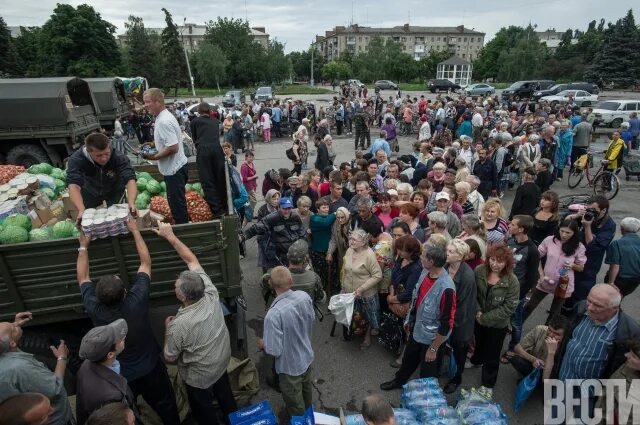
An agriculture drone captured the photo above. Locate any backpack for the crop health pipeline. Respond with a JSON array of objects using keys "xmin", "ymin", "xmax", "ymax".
[{"xmin": 286, "ymin": 146, "xmax": 296, "ymax": 161}]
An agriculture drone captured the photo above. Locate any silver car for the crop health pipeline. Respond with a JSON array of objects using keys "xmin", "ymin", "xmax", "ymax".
[{"xmin": 464, "ymin": 83, "xmax": 495, "ymax": 96}]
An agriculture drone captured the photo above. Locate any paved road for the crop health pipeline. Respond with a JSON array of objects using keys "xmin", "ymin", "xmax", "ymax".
[{"xmin": 232, "ymin": 129, "xmax": 640, "ymax": 424}]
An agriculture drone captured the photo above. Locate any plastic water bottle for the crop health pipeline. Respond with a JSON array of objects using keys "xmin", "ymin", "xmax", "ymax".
[{"xmin": 554, "ymin": 260, "xmax": 571, "ymax": 298}]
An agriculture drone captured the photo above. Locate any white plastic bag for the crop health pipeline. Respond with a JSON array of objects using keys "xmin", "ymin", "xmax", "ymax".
[{"xmin": 328, "ymin": 293, "xmax": 355, "ymax": 327}]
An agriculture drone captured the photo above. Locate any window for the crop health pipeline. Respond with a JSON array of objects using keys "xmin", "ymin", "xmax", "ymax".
[
  {"xmin": 457, "ymin": 37, "xmax": 461, "ymax": 42},
  {"xmin": 463, "ymin": 37, "xmax": 467, "ymax": 42},
  {"xmin": 431, "ymin": 37, "xmax": 435, "ymax": 41},
  {"xmin": 623, "ymin": 103, "xmax": 638, "ymax": 111},
  {"xmin": 462, "ymin": 54, "xmax": 465, "ymax": 58},
  {"xmin": 437, "ymin": 37, "xmax": 440, "ymax": 41},
  {"xmin": 359, "ymin": 36, "xmax": 362, "ymax": 41}
]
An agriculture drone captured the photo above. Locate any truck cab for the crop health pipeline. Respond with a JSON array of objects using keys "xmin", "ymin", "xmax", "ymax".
[{"xmin": 85, "ymin": 78, "xmax": 129, "ymax": 130}]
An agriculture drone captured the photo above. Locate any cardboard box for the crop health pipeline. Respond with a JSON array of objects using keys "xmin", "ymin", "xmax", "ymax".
[
  {"xmin": 35, "ymin": 207, "xmax": 56, "ymax": 224},
  {"xmin": 61, "ymin": 192, "xmax": 78, "ymax": 221},
  {"xmin": 136, "ymin": 209, "xmax": 152, "ymax": 229},
  {"xmin": 28, "ymin": 209, "xmax": 43, "ymax": 229}
]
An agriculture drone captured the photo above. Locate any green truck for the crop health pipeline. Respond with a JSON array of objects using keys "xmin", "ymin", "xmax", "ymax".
[
  {"xmin": 84, "ymin": 77, "xmax": 129, "ymax": 130},
  {"xmin": 0, "ymin": 77, "xmax": 102, "ymax": 167},
  {"xmin": 0, "ymin": 163, "xmax": 247, "ymax": 361}
]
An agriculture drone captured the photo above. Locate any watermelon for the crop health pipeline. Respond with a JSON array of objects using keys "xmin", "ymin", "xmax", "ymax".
[
  {"xmin": 185, "ymin": 183, "xmax": 193, "ymax": 192},
  {"xmin": 50, "ymin": 168, "xmax": 66, "ymax": 181},
  {"xmin": 52, "ymin": 220, "xmax": 76, "ymax": 239},
  {"xmin": 29, "ymin": 228, "xmax": 52, "ymax": 241},
  {"xmin": 41, "ymin": 187, "xmax": 56, "ymax": 200},
  {"xmin": 136, "ymin": 178, "xmax": 148, "ymax": 192},
  {"xmin": 54, "ymin": 178, "xmax": 66, "ymax": 192},
  {"xmin": 160, "ymin": 181, "xmax": 166, "ymax": 191},
  {"xmin": 146, "ymin": 180, "xmax": 162, "ymax": 195},
  {"xmin": 138, "ymin": 172, "xmax": 154, "ymax": 182},
  {"xmin": 0, "ymin": 225, "xmax": 29, "ymax": 244},
  {"xmin": 4, "ymin": 214, "xmax": 32, "ymax": 231},
  {"xmin": 135, "ymin": 192, "xmax": 151, "ymax": 209},
  {"xmin": 160, "ymin": 191, "xmax": 167, "ymax": 198}
]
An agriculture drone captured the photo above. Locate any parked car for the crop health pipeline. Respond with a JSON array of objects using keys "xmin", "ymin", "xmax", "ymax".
[
  {"xmin": 187, "ymin": 103, "xmax": 226, "ymax": 118},
  {"xmin": 593, "ymin": 100, "xmax": 640, "ymax": 127},
  {"xmin": 463, "ymin": 83, "xmax": 495, "ymax": 96},
  {"xmin": 532, "ymin": 82, "xmax": 599, "ymax": 102},
  {"xmin": 222, "ymin": 90, "xmax": 244, "ymax": 107},
  {"xmin": 501, "ymin": 80, "xmax": 555, "ymax": 101},
  {"xmin": 253, "ymin": 86, "xmax": 274, "ymax": 102},
  {"xmin": 427, "ymin": 79, "xmax": 461, "ymax": 93},
  {"xmin": 540, "ymin": 90, "xmax": 598, "ymax": 107},
  {"xmin": 348, "ymin": 79, "xmax": 365, "ymax": 88},
  {"xmin": 374, "ymin": 80, "xmax": 399, "ymax": 90}
]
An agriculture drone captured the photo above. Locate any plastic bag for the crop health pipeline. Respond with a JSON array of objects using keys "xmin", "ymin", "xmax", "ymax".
[
  {"xmin": 456, "ymin": 390, "xmax": 508, "ymax": 425},
  {"xmin": 448, "ymin": 347, "xmax": 457, "ymax": 379},
  {"xmin": 513, "ymin": 367, "xmax": 541, "ymax": 412},
  {"xmin": 229, "ymin": 401, "xmax": 275, "ymax": 425},
  {"xmin": 402, "ymin": 377, "xmax": 441, "ymax": 391},
  {"xmin": 328, "ymin": 293, "xmax": 355, "ymax": 326}
]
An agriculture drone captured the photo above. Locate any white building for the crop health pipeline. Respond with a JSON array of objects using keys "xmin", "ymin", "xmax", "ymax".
[{"xmin": 436, "ymin": 56, "xmax": 473, "ymax": 86}]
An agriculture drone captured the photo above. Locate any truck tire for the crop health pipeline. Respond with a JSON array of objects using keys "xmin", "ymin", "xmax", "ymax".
[{"xmin": 7, "ymin": 144, "xmax": 50, "ymax": 167}]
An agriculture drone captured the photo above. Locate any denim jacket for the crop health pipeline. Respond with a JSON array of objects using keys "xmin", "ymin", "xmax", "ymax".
[{"xmin": 407, "ymin": 268, "xmax": 455, "ymax": 345}]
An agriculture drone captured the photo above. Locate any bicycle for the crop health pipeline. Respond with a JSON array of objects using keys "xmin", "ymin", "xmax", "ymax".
[{"xmin": 567, "ymin": 150, "xmax": 620, "ymax": 200}]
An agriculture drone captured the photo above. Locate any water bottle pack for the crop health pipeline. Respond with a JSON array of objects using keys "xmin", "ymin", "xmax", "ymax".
[
  {"xmin": 456, "ymin": 389, "xmax": 508, "ymax": 425},
  {"xmin": 401, "ymin": 378, "xmax": 462, "ymax": 424}
]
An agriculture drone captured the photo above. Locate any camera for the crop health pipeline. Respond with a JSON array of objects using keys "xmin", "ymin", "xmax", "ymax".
[{"xmin": 583, "ymin": 207, "xmax": 598, "ymax": 221}]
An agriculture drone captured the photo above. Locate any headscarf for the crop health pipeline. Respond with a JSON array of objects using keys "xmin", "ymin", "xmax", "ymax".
[{"xmin": 264, "ymin": 189, "xmax": 280, "ymax": 214}]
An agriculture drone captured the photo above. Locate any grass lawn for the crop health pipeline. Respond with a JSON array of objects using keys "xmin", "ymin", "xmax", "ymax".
[{"xmin": 174, "ymin": 85, "xmax": 333, "ymax": 98}]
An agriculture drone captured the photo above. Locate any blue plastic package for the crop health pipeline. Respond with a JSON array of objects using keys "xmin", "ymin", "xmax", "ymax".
[
  {"xmin": 235, "ymin": 412, "xmax": 278, "ymax": 425},
  {"xmin": 402, "ymin": 377, "xmax": 440, "ymax": 391},
  {"xmin": 344, "ymin": 414, "xmax": 366, "ymax": 425},
  {"xmin": 513, "ymin": 367, "xmax": 541, "ymax": 412},
  {"xmin": 229, "ymin": 401, "xmax": 274, "ymax": 425}
]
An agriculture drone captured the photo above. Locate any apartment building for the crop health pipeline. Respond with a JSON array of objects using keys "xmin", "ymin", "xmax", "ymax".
[
  {"xmin": 116, "ymin": 24, "xmax": 270, "ymax": 51},
  {"xmin": 315, "ymin": 23, "xmax": 485, "ymax": 61}
]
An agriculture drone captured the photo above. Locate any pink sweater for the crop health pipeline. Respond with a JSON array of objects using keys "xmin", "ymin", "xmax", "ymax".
[
  {"xmin": 536, "ymin": 236, "xmax": 587, "ymax": 297},
  {"xmin": 240, "ymin": 162, "xmax": 257, "ymax": 192}
]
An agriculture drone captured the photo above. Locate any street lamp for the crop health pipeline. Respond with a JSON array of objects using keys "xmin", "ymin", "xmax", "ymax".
[
  {"xmin": 180, "ymin": 18, "xmax": 196, "ymax": 96},
  {"xmin": 310, "ymin": 41, "xmax": 315, "ymax": 87}
]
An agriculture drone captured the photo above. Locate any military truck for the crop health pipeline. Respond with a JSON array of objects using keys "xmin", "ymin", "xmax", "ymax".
[
  {"xmin": 0, "ymin": 163, "xmax": 247, "ymax": 363},
  {"xmin": 85, "ymin": 77, "xmax": 129, "ymax": 129},
  {"xmin": 0, "ymin": 77, "xmax": 101, "ymax": 167}
]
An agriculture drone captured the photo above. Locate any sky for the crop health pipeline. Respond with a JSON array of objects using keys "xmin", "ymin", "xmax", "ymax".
[{"xmin": 1, "ymin": 0, "xmax": 637, "ymax": 52}]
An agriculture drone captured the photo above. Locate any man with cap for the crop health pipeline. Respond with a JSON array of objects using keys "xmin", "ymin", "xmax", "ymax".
[
  {"xmin": 257, "ymin": 266, "xmax": 315, "ymax": 417},
  {"xmin": 191, "ymin": 102, "xmax": 227, "ymax": 218},
  {"xmin": 0, "ymin": 312, "xmax": 73, "ymax": 425},
  {"xmin": 76, "ymin": 319, "xmax": 140, "ymax": 425},
  {"xmin": 243, "ymin": 197, "xmax": 307, "ymax": 269},
  {"xmin": 156, "ymin": 222, "xmax": 236, "ymax": 425},
  {"xmin": 434, "ymin": 191, "xmax": 461, "ymax": 238},
  {"xmin": 288, "ymin": 240, "xmax": 324, "ymax": 301}
]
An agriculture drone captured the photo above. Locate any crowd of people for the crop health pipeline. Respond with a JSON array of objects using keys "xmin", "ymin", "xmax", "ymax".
[{"xmin": 1, "ymin": 83, "xmax": 640, "ymax": 425}]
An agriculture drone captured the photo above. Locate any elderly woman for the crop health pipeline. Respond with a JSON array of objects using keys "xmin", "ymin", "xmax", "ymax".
[
  {"xmin": 323, "ymin": 135, "xmax": 337, "ymax": 165},
  {"xmin": 395, "ymin": 182, "xmax": 413, "ymax": 203},
  {"xmin": 326, "ymin": 207, "xmax": 351, "ymax": 295},
  {"xmin": 427, "ymin": 162, "xmax": 447, "ymax": 192},
  {"xmin": 255, "ymin": 189, "xmax": 281, "ymax": 272},
  {"xmin": 443, "ymin": 239, "xmax": 477, "ymax": 393},
  {"xmin": 458, "ymin": 214, "xmax": 487, "ymax": 259},
  {"xmin": 481, "ymin": 199, "xmax": 509, "ymax": 247},
  {"xmin": 468, "ymin": 245, "xmax": 519, "ymax": 398},
  {"xmin": 362, "ymin": 220, "xmax": 395, "ymax": 310},
  {"xmin": 454, "ymin": 157, "xmax": 470, "ymax": 184},
  {"xmin": 291, "ymin": 127, "xmax": 309, "ymax": 175},
  {"xmin": 342, "ymin": 229, "xmax": 383, "ymax": 349},
  {"xmin": 455, "ymin": 181, "xmax": 475, "ymax": 215},
  {"xmin": 426, "ymin": 211, "xmax": 451, "ymax": 241},
  {"xmin": 294, "ymin": 195, "xmax": 313, "ymax": 236}
]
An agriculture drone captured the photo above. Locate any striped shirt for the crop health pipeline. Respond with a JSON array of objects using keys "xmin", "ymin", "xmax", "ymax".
[
  {"xmin": 165, "ymin": 267, "xmax": 231, "ymax": 389},
  {"xmin": 559, "ymin": 313, "xmax": 619, "ymax": 380},
  {"xmin": 263, "ymin": 290, "xmax": 315, "ymax": 376}
]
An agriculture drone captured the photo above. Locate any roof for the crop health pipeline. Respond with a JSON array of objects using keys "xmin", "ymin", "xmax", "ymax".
[
  {"xmin": 330, "ymin": 24, "xmax": 484, "ymax": 36},
  {"xmin": 0, "ymin": 77, "xmax": 90, "ymax": 99},
  {"xmin": 438, "ymin": 56, "xmax": 472, "ymax": 66}
]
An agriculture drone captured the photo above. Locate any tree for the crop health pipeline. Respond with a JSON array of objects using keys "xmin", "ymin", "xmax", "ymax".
[
  {"xmin": 204, "ymin": 17, "xmax": 266, "ymax": 86},
  {"xmin": 473, "ymin": 26, "xmax": 526, "ymax": 80},
  {"xmin": 0, "ymin": 17, "xmax": 21, "ymax": 76},
  {"xmin": 194, "ymin": 43, "xmax": 228, "ymax": 90},
  {"xmin": 585, "ymin": 9, "xmax": 640, "ymax": 87},
  {"xmin": 417, "ymin": 49, "xmax": 451, "ymax": 80},
  {"xmin": 322, "ymin": 61, "xmax": 352, "ymax": 81},
  {"xmin": 37, "ymin": 4, "xmax": 121, "ymax": 77},
  {"xmin": 496, "ymin": 26, "xmax": 549, "ymax": 81},
  {"xmin": 13, "ymin": 26, "xmax": 43, "ymax": 77},
  {"xmin": 124, "ymin": 16, "xmax": 162, "ymax": 86},
  {"xmin": 264, "ymin": 40, "xmax": 291, "ymax": 84},
  {"xmin": 160, "ymin": 8, "xmax": 189, "ymax": 95}
]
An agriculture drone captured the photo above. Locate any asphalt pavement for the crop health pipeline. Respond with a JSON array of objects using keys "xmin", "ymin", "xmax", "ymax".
[{"xmin": 232, "ymin": 126, "xmax": 640, "ymax": 425}]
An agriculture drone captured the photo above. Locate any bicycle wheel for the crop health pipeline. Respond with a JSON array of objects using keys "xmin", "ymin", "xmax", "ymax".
[
  {"xmin": 593, "ymin": 171, "xmax": 620, "ymax": 200},
  {"xmin": 567, "ymin": 168, "xmax": 584, "ymax": 188}
]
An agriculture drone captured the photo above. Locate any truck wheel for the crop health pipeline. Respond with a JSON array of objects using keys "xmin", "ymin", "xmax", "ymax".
[{"xmin": 7, "ymin": 144, "xmax": 50, "ymax": 167}]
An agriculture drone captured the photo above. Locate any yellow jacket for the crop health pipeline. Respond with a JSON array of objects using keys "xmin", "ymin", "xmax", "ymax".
[{"xmin": 604, "ymin": 137, "xmax": 625, "ymax": 169}]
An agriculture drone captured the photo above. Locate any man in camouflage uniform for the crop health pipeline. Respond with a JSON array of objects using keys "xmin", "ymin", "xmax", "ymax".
[{"xmin": 353, "ymin": 107, "xmax": 372, "ymax": 151}]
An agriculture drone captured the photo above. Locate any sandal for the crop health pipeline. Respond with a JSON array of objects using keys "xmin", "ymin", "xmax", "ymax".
[{"xmin": 500, "ymin": 351, "xmax": 515, "ymax": 364}]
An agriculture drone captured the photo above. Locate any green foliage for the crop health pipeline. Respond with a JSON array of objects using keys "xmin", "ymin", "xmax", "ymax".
[
  {"xmin": 496, "ymin": 26, "xmax": 549, "ymax": 81},
  {"xmin": 13, "ymin": 27, "xmax": 44, "ymax": 77},
  {"xmin": 204, "ymin": 17, "xmax": 266, "ymax": 87},
  {"xmin": 124, "ymin": 16, "xmax": 163, "ymax": 86},
  {"xmin": 322, "ymin": 61, "xmax": 352, "ymax": 81},
  {"xmin": 263, "ymin": 40, "xmax": 292, "ymax": 84},
  {"xmin": 287, "ymin": 48, "xmax": 325, "ymax": 81},
  {"xmin": 160, "ymin": 8, "xmax": 189, "ymax": 95},
  {"xmin": 38, "ymin": 4, "xmax": 121, "ymax": 77},
  {"xmin": 417, "ymin": 49, "xmax": 451, "ymax": 79},
  {"xmin": 0, "ymin": 17, "xmax": 21, "ymax": 77},
  {"xmin": 473, "ymin": 26, "xmax": 527, "ymax": 80},
  {"xmin": 194, "ymin": 43, "xmax": 228, "ymax": 89}
]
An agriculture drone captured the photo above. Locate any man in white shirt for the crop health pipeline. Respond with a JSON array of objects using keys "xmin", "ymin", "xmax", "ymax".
[
  {"xmin": 459, "ymin": 136, "xmax": 474, "ymax": 169},
  {"xmin": 143, "ymin": 88, "xmax": 189, "ymax": 224},
  {"xmin": 471, "ymin": 107, "xmax": 484, "ymax": 143}
]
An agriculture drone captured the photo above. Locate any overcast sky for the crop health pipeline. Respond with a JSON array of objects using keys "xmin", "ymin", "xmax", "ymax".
[{"xmin": 2, "ymin": 0, "xmax": 637, "ymax": 52}]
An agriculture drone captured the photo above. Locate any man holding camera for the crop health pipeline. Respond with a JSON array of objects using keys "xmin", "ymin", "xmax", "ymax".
[{"xmin": 563, "ymin": 195, "xmax": 616, "ymax": 312}]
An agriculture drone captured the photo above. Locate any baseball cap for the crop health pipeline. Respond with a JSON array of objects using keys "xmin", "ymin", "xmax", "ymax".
[
  {"xmin": 79, "ymin": 319, "xmax": 128, "ymax": 362},
  {"xmin": 445, "ymin": 168, "xmax": 456, "ymax": 175},
  {"xmin": 435, "ymin": 191, "xmax": 450, "ymax": 201},
  {"xmin": 287, "ymin": 239, "xmax": 308, "ymax": 263},
  {"xmin": 280, "ymin": 197, "xmax": 294, "ymax": 209}
]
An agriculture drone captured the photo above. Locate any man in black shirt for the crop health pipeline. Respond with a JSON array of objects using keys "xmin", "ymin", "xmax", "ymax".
[
  {"xmin": 503, "ymin": 215, "xmax": 540, "ymax": 362},
  {"xmin": 509, "ymin": 167, "xmax": 541, "ymax": 219},
  {"xmin": 535, "ymin": 158, "xmax": 553, "ymax": 193},
  {"xmin": 472, "ymin": 147, "xmax": 498, "ymax": 199},
  {"xmin": 77, "ymin": 219, "xmax": 180, "ymax": 425}
]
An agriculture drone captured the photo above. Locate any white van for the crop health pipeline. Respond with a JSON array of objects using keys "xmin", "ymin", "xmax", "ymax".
[{"xmin": 593, "ymin": 100, "xmax": 640, "ymax": 127}]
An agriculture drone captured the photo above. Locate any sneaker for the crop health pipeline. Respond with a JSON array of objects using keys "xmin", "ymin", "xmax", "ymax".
[
  {"xmin": 465, "ymin": 359, "xmax": 480, "ymax": 369},
  {"xmin": 380, "ymin": 379, "xmax": 403, "ymax": 391}
]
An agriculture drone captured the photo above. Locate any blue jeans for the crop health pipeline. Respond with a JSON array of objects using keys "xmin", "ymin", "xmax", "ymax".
[{"xmin": 508, "ymin": 298, "xmax": 526, "ymax": 351}]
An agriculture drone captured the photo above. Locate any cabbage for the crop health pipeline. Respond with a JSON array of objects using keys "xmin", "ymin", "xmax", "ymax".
[
  {"xmin": 136, "ymin": 178, "xmax": 148, "ymax": 191},
  {"xmin": 191, "ymin": 182, "xmax": 202, "ymax": 192},
  {"xmin": 54, "ymin": 178, "xmax": 66, "ymax": 192},
  {"xmin": 0, "ymin": 225, "xmax": 29, "ymax": 244},
  {"xmin": 138, "ymin": 172, "xmax": 154, "ymax": 182},
  {"xmin": 39, "ymin": 163, "xmax": 53, "ymax": 175},
  {"xmin": 185, "ymin": 183, "xmax": 193, "ymax": 191},
  {"xmin": 29, "ymin": 228, "xmax": 52, "ymax": 241},
  {"xmin": 4, "ymin": 214, "xmax": 32, "ymax": 231},
  {"xmin": 41, "ymin": 188, "xmax": 56, "ymax": 200},
  {"xmin": 146, "ymin": 180, "xmax": 162, "ymax": 195},
  {"xmin": 160, "ymin": 191, "xmax": 167, "ymax": 198},
  {"xmin": 160, "ymin": 181, "xmax": 166, "ymax": 191},
  {"xmin": 52, "ymin": 220, "xmax": 76, "ymax": 239},
  {"xmin": 135, "ymin": 192, "xmax": 151, "ymax": 209},
  {"xmin": 50, "ymin": 168, "xmax": 66, "ymax": 181}
]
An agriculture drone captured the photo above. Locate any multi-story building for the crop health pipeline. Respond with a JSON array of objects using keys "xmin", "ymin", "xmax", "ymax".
[
  {"xmin": 536, "ymin": 29, "xmax": 574, "ymax": 53},
  {"xmin": 116, "ymin": 24, "xmax": 269, "ymax": 51},
  {"xmin": 315, "ymin": 23, "xmax": 485, "ymax": 62}
]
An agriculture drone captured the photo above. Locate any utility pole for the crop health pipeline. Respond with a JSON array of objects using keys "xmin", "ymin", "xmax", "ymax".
[
  {"xmin": 310, "ymin": 42, "xmax": 315, "ymax": 87},
  {"xmin": 181, "ymin": 18, "xmax": 196, "ymax": 96}
]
